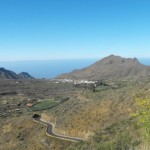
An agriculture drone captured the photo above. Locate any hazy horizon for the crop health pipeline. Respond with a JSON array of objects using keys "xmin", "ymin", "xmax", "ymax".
[
  {"xmin": 0, "ymin": 0, "xmax": 150, "ymax": 78},
  {"xmin": 0, "ymin": 57, "xmax": 150, "ymax": 79}
]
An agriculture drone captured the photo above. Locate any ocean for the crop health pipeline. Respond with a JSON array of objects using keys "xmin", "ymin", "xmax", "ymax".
[
  {"xmin": 0, "ymin": 59, "xmax": 98, "ymax": 79},
  {"xmin": 0, "ymin": 58, "xmax": 150, "ymax": 79}
]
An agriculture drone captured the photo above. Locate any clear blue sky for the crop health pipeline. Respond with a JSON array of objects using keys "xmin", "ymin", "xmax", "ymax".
[{"xmin": 0, "ymin": 0, "xmax": 150, "ymax": 61}]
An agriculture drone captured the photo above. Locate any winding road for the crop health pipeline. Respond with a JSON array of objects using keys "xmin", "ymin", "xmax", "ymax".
[{"xmin": 33, "ymin": 116, "xmax": 86, "ymax": 142}]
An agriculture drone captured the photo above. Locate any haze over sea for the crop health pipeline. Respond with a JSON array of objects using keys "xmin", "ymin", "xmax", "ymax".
[{"xmin": 0, "ymin": 58, "xmax": 150, "ymax": 79}]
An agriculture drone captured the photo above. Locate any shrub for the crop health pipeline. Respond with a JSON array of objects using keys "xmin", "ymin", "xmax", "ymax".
[{"xmin": 131, "ymin": 99, "xmax": 150, "ymax": 142}]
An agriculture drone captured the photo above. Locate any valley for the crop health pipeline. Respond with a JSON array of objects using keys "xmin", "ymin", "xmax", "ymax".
[{"xmin": 0, "ymin": 55, "xmax": 150, "ymax": 150}]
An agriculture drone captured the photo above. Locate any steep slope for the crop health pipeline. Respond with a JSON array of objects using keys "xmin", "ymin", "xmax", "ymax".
[
  {"xmin": 0, "ymin": 68, "xmax": 19, "ymax": 79},
  {"xmin": 58, "ymin": 55, "xmax": 150, "ymax": 80},
  {"xmin": 18, "ymin": 72, "xmax": 34, "ymax": 79},
  {"xmin": 41, "ymin": 78, "xmax": 150, "ymax": 149},
  {"xmin": 0, "ymin": 68, "xmax": 34, "ymax": 79}
]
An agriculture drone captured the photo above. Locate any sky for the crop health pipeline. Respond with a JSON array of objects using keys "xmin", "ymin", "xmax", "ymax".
[{"xmin": 0, "ymin": 0, "xmax": 150, "ymax": 61}]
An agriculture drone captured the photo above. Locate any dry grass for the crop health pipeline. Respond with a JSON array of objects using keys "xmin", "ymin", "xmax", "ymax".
[
  {"xmin": 1, "ymin": 78, "xmax": 150, "ymax": 149},
  {"xmin": 0, "ymin": 115, "xmax": 72, "ymax": 150}
]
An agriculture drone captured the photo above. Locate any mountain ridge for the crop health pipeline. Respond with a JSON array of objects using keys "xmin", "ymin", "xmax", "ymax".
[
  {"xmin": 0, "ymin": 67, "xmax": 34, "ymax": 79},
  {"xmin": 57, "ymin": 55, "xmax": 150, "ymax": 80}
]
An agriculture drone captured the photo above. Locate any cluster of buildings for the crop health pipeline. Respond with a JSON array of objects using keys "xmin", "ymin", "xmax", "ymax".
[{"xmin": 51, "ymin": 78, "xmax": 97, "ymax": 86}]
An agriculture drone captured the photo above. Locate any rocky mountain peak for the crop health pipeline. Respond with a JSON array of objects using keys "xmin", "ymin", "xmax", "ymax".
[{"xmin": 57, "ymin": 55, "xmax": 150, "ymax": 80}]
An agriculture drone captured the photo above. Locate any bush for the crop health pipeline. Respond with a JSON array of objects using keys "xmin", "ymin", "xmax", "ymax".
[
  {"xmin": 131, "ymin": 99, "xmax": 150, "ymax": 142},
  {"xmin": 68, "ymin": 131, "xmax": 135, "ymax": 150},
  {"xmin": 113, "ymin": 132, "xmax": 132, "ymax": 150}
]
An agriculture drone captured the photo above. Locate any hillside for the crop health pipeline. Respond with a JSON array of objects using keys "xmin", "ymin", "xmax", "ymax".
[
  {"xmin": 18, "ymin": 72, "xmax": 34, "ymax": 79},
  {"xmin": 0, "ymin": 57, "xmax": 150, "ymax": 150},
  {"xmin": 42, "ymin": 78, "xmax": 150, "ymax": 150},
  {"xmin": 0, "ymin": 68, "xmax": 19, "ymax": 79},
  {"xmin": 58, "ymin": 55, "xmax": 150, "ymax": 80},
  {"xmin": 0, "ymin": 68, "xmax": 34, "ymax": 79},
  {"xmin": 0, "ymin": 77, "xmax": 150, "ymax": 149}
]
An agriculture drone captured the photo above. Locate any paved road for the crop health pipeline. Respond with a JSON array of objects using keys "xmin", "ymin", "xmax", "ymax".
[{"xmin": 34, "ymin": 117, "xmax": 86, "ymax": 142}]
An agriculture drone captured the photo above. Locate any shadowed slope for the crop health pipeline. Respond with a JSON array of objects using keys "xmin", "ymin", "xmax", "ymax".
[{"xmin": 0, "ymin": 68, "xmax": 34, "ymax": 79}]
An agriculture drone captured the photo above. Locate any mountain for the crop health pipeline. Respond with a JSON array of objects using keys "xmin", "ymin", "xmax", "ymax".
[
  {"xmin": 0, "ymin": 68, "xmax": 34, "ymax": 79},
  {"xmin": 57, "ymin": 55, "xmax": 150, "ymax": 80},
  {"xmin": 0, "ymin": 68, "xmax": 19, "ymax": 79},
  {"xmin": 18, "ymin": 72, "xmax": 34, "ymax": 79}
]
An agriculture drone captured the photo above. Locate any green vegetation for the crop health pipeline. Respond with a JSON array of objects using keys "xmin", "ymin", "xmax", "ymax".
[
  {"xmin": 1, "ymin": 78, "xmax": 150, "ymax": 150},
  {"xmin": 68, "ymin": 98, "xmax": 150, "ymax": 150},
  {"xmin": 131, "ymin": 99, "xmax": 150, "ymax": 145},
  {"xmin": 67, "ymin": 119, "xmax": 140, "ymax": 150},
  {"xmin": 31, "ymin": 99, "xmax": 60, "ymax": 111}
]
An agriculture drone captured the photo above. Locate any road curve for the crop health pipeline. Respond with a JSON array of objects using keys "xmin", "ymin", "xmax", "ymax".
[{"xmin": 33, "ymin": 116, "xmax": 86, "ymax": 142}]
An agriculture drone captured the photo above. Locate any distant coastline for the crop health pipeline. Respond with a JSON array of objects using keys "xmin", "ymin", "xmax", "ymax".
[{"xmin": 0, "ymin": 58, "xmax": 149, "ymax": 79}]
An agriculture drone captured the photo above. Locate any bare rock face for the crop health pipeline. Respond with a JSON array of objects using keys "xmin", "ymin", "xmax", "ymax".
[{"xmin": 57, "ymin": 55, "xmax": 150, "ymax": 80}]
